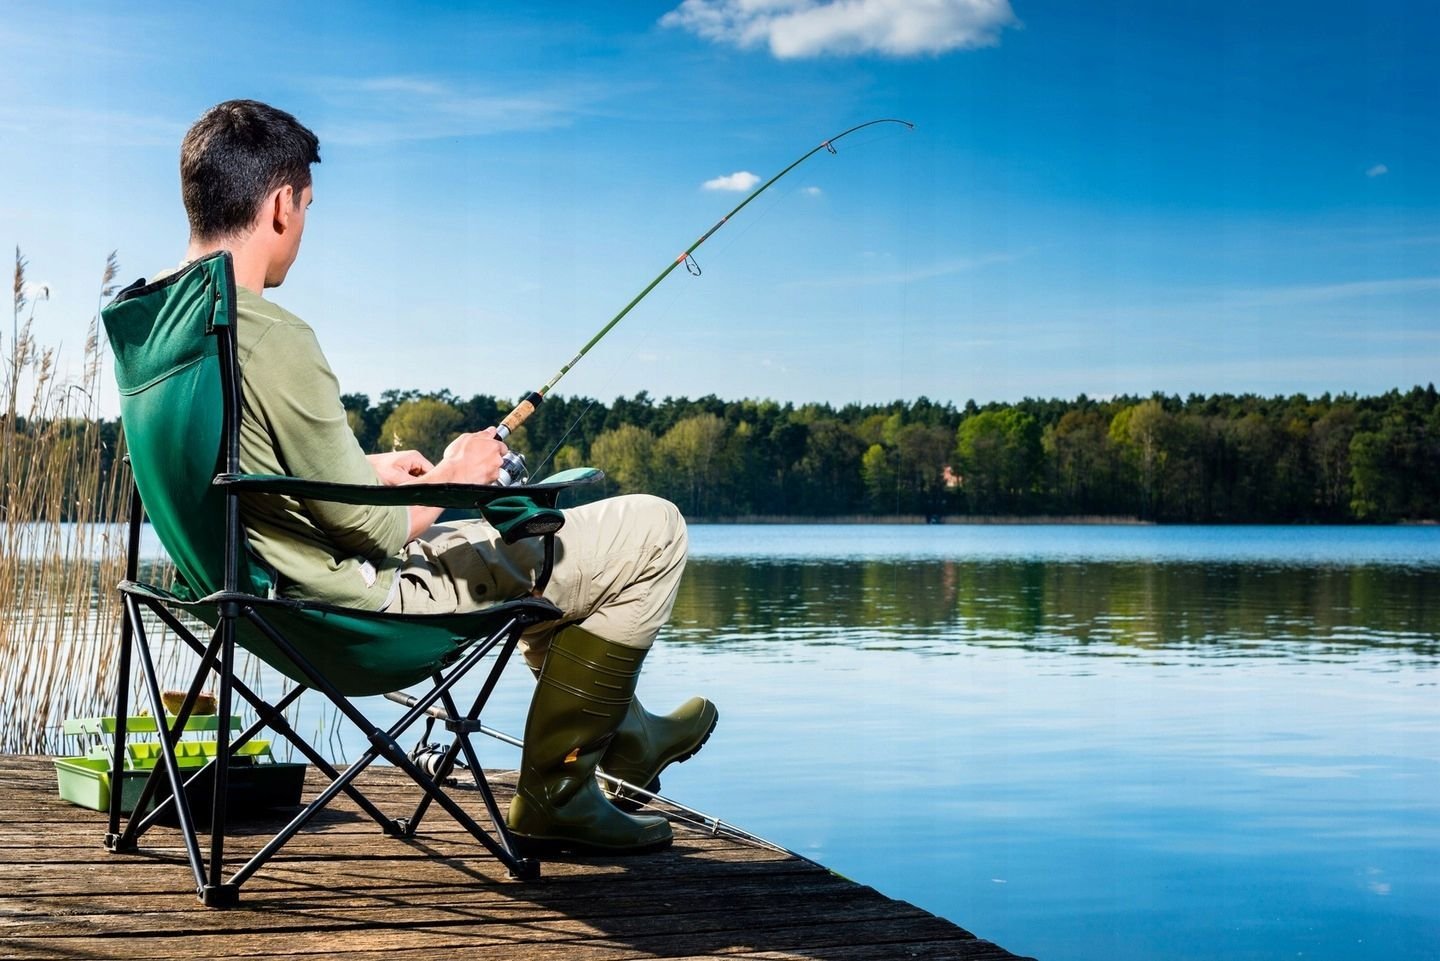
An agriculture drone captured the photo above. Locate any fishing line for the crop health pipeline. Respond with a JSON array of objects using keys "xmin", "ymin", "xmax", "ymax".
[
  {"xmin": 527, "ymin": 182, "xmax": 800, "ymax": 478},
  {"xmin": 385, "ymin": 690, "xmax": 819, "ymax": 864},
  {"xmin": 489, "ymin": 119, "xmax": 915, "ymax": 485}
]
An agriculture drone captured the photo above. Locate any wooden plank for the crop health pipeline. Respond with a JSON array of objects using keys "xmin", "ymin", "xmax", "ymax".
[
  {"xmin": 0, "ymin": 911, "xmax": 974, "ymax": 961},
  {"xmin": 0, "ymin": 755, "xmax": 1032, "ymax": 960}
]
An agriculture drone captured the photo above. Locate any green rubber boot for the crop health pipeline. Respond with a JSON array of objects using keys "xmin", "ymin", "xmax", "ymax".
[
  {"xmin": 601, "ymin": 695, "xmax": 719, "ymax": 809},
  {"xmin": 506, "ymin": 627, "xmax": 673, "ymax": 855}
]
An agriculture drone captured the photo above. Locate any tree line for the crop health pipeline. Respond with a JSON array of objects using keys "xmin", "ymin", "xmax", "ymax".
[
  {"xmin": 8, "ymin": 386, "xmax": 1436, "ymax": 524},
  {"xmin": 339, "ymin": 385, "xmax": 1440, "ymax": 523}
]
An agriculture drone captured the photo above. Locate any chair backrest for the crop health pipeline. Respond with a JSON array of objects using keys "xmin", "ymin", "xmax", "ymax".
[
  {"xmin": 102, "ymin": 253, "xmax": 529, "ymax": 696},
  {"xmin": 103, "ymin": 252, "xmax": 266, "ymax": 601}
]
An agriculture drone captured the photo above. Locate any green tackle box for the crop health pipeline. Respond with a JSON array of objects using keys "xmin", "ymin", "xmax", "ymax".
[{"xmin": 54, "ymin": 714, "xmax": 306, "ymax": 820}]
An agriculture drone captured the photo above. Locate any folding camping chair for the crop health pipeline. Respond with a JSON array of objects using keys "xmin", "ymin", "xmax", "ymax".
[{"xmin": 99, "ymin": 250, "xmax": 597, "ymax": 906}]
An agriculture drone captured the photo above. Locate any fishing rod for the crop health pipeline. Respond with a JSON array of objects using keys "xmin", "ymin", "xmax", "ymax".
[{"xmin": 490, "ymin": 117, "xmax": 915, "ymax": 484}]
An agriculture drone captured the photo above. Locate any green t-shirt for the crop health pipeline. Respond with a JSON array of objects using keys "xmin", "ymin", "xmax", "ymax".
[{"xmin": 234, "ymin": 287, "xmax": 407, "ymax": 609}]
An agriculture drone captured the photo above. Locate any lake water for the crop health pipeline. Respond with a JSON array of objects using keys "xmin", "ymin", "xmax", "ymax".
[
  {"xmin": 661, "ymin": 525, "xmax": 1440, "ymax": 961},
  {"xmin": 45, "ymin": 524, "xmax": 1440, "ymax": 960}
]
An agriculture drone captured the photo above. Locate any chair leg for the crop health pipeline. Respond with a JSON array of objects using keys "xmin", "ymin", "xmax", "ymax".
[
  {"xmin": 120, "ymin": 610, "xmax": 225, "ymax": 841},
  {"xmin": 110, "ymin": 598, "xmax": 242, "ymax": 905},
  {"xmin": 202, "ymin": 610, "xmax": 238, "ymax": 907},
  {"xmin": 146, "ymin": 601, "xmax": 402, "ymax": 835},
  {"xmin": 105, "ymin": 600, "xmax": 136, "ymax": 852},
  {"xmin": 127, "ymin": 597, "xmax": 209, "ymax": 895},
  {"xmin": 103, "ymin": 594, "xmax": 544, "ymax": 898},
  {"xmin": 392, "ymin": 629, "xmax": 533, "ymax": 866},
  {"xmin": 108, "ymin": 485, "xmax": 143, "ymax": 852},
  {"xmin": 240, "ymin": 609, "xmax": 539, "ymax": 882}
]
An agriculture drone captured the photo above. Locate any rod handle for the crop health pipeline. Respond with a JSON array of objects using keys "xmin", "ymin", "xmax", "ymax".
[{"xmin": 499, "ymin": 391, "xmax": 544, "ymax": 436}]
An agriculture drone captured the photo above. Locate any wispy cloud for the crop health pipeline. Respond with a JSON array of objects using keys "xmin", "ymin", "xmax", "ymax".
[
  {"xmin": 1223, "ymin": 276, "xmax": 1440, "ymax": 308},
  {"xmin": 786, "ymin": 249, "xmax": 1029, "ymax": 288},
  {"xmin": 660, "ymin": 0, "xmax": 1019, "ymax": 59},
  {"xmin": 803, "ymin": 185, "xmax": 823, "ymax": 196},
  {"xmin": 0, "ymin": 104, "xmax": 182, "ymax": 148},
  {"xmin": 703, "ymin": 170, "xmax": 761, "ymax": 191},
  {"xmin": 311, "ymin": 74, "xmax": 584, "ymax": 145},
  {"xmin": 1366, "ymin": 163, "xmax": 1389, "ymax": 178}
]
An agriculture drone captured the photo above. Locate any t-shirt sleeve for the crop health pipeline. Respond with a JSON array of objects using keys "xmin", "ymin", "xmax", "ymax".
[{"xmin": 243, "ymin": 322, "xmax": 408, "ymax": 559}]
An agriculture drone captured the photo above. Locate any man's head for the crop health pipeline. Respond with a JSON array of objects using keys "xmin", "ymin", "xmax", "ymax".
[{"xmin": 181, "ymin": 100, "xmax": 320, "ymax": 287}]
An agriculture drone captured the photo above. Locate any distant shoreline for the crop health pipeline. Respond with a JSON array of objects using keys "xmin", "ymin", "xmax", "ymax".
[
  {"xmin": 691, "ymin": 514, "xmax": 1152, "ymax": 525},
  {"xmin": 688, "ymin": 515, "xmax": 1440, "ymax": 526}
]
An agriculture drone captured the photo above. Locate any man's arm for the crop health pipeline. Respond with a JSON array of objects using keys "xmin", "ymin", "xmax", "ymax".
[
  {"xmin": 368, "ymin": 432, "xmax": 510, "ymax": 540},
  {"xmin": 243, "ymin": 322, "xmax": 409, "ymax": 558}
]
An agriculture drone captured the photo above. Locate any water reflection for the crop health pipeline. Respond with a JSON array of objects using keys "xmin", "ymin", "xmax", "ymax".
[{"xmin": 670, "ymin": 559, "xmax": 1440, "ymax": 667}]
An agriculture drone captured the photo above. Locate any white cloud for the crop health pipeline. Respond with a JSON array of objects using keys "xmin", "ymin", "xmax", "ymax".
[
  {"xmin": 803, "ymin": 185, "xmax": 823, "ymax": 196},
  {"xmin": 1366, "ymin": 163, "xmax": 1389, "ymax": 178},
  {"xmin": 703, "ymin": 170, "xmax": 762, "ymax": 191},
  {"xmin": 660, "ymin": 0, "xmax": 1018, "ymax": 59}
]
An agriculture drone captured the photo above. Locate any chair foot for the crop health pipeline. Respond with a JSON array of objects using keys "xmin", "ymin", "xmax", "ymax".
[
  {"xmin": 388, "ymin": 817, "xmax": 414, "ymax": 838},
  {"xmin": 199, "ymin": 883, "xmax": 240, "ymax": 908},
  {"xmin": 104, "ymin": 833, "xmax": 137, "ymax": 854},
  {"xmin": 509, "ymin": 857, "xmax": 541, "ymax": 882}
]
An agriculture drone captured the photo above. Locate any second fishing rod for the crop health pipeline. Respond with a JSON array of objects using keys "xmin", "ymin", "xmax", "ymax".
[{"xmin": 487, "ymin": 118, "xmax": 914, "ymax": 486}]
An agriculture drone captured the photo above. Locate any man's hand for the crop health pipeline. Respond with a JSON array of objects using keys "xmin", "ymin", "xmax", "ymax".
[
  {"xmin": 433, "ymin": 429, "xmax": 509, "ymax": 486},
  {"xmin": 380, "ymin": 430, "xmax": 509, "ymax": 542},
  {"xmin": 367, "ymin": 450, "xmax": 434, "ymax": 486}
]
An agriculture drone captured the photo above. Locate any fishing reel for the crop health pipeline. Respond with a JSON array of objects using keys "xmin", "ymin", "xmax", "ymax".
[
  {"xmin": 492, "ymin": 392, "xmax": 542, "ymax": 486},
  {"xmin": 497, "ymin": 449, "xmax": 528, "ymax": 486},
  {"xmin": 409, "ymin": 741, "xmax": 467, "ymax": 785}
]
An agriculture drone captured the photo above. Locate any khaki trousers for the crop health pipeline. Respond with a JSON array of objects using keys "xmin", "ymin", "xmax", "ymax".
[{"xmin": 388, "ymin": 494, "xmax": 688, "ymax": 669}]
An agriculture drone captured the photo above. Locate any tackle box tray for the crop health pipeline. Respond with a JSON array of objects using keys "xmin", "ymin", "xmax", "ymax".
[{"xmin": 54, "ymin": 714, "xmax": 306, "ymax": 819}]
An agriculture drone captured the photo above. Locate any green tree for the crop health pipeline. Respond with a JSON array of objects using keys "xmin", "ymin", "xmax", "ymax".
[
  {"xmin": 1311, "ymin": 405, "xmax": 1356, "ymax": 517},
  {"xmin": 377, "ymin": 397, "xmax": 463, "ymax": 456},
  {"xmin": 1108, "ymin": 399, "xmax": 1169, "ymax": 517},
  {"xmin": 1044, "ymin": 409, "xmax": 1119, "ymax": 514},
  {"xmin": 895, "ymin": 423, "xmax": 955, "ymax": 513},
  {"xmin": 955, "ymin": 409, "xmax": 1041, "ymax": 513},
  {"xmin": 860, "ymin": 443, "xmax": 896, "ymax": 511},
  {"xmin": 1350, "ymin": 428, "xmax": 1399, "ymax": 520},
  {"xmin": 653, "ymin": 414, "xmax": 733, "ymax": 516},
  {"xmin": 590, "ymin": 423, "xmax": 656, "ymax": 494},
  {"xmin": 793, "ymin": 419, "xmax": 866, "ymax": 515}
]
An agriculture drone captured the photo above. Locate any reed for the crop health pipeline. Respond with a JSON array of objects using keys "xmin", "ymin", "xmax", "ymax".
[{"xmin": 0, "ymin": 247, "xmax": 134, "ymax": 753}]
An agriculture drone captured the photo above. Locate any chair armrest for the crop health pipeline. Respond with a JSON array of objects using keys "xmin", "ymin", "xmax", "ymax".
[{"xmin": 214, "ymin": 467, "xmax": 603, "ymax": 510}]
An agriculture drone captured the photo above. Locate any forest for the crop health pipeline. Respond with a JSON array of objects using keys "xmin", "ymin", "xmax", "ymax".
[{"xmin": 326, "ymin": 384, "xmax": 1440, "ymax": 523}]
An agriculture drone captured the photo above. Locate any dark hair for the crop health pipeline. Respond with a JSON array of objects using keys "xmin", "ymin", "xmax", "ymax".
[{"xmin": 180, "ymin": 100, "xmax": 321, "ymax": 239}]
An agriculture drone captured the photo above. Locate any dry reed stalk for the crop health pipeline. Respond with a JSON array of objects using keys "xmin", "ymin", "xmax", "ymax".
[{"xmin": 0, "ymin": 248, "xmax": 133, "ymax": 754}]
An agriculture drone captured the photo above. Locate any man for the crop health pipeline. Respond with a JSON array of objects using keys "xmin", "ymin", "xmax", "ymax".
[{"xmin": 175, "ymin": 99, "xmax": 717, "ymax": 854}]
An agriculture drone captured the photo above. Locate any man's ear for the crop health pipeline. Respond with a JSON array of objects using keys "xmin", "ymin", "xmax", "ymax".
[{"xmin": 271, "ymin": 184, "xmax": 296, "ymax": 233}]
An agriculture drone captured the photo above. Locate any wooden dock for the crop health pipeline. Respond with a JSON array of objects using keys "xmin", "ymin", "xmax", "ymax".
[{"xmin": 0, "ymin": 754, "xmax": 1029, "ymax": 960}]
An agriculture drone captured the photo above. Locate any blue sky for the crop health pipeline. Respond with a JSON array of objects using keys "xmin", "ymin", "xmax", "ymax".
[{"xmin": 4, "ymin": 1, "xmax": 1437, "ymax": 416}]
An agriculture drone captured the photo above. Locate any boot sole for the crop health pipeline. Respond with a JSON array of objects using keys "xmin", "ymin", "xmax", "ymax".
[
  {"xmin": 508, "ymin": 832, "xmax": 674, "ymax": 857},
  {"xmin": 608, "ymin": 708, "xmax": 719, "ymax": 810}
]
